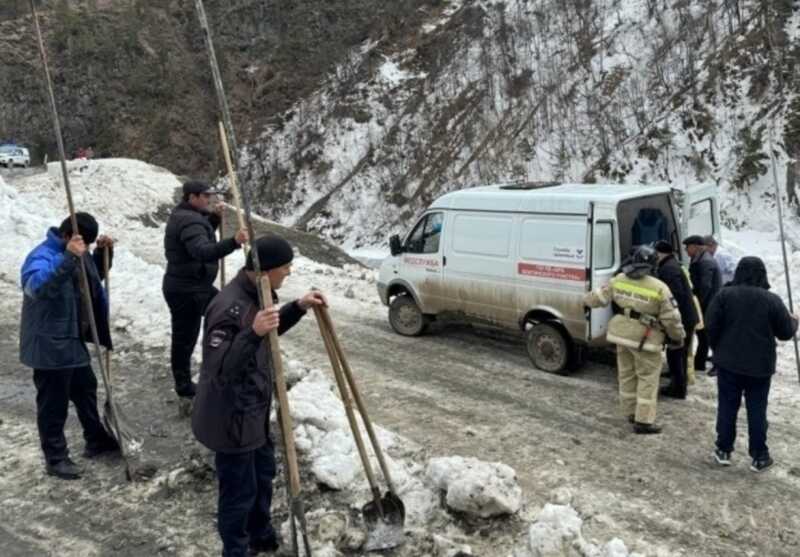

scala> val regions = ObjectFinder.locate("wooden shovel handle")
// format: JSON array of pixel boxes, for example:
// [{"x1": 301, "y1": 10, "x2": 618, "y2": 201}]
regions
[
  {"x1": 313, "y1": 306, "x2": 383, "y2": 502},
  {"x1": 318, "y1": 306, "x2": 398, "y2": 494},
  {"x1": 103, "y1": 246, "x2": 111, "y2": 379},
  {"x1": 218, "y1": 121, "x2": 246, "y2": 232},
  {"x1": 259, "y1": 275, "x2": 301, "y2": 496}
]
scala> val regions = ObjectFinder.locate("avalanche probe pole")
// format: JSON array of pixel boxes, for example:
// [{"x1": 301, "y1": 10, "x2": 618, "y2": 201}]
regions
[
  {"x1": 194, "y1": 1, "x2": 311, "y2": 554},
  {"x1": 770, "y1": 146, "x2": 800, "y2": 383},
  {"x1": 29, "y1": 0, "x2": 137, "y2": 475}
]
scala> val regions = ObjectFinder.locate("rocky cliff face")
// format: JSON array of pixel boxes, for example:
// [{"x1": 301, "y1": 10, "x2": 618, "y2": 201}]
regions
[{"x1": 2, "y1": 1, "x2": 799, "y2": 248}]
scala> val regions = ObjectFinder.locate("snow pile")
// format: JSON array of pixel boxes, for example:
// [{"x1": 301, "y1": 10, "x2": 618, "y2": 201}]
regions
[
  {"x1": 513, "y1": 504, "x2": 632, "y2": 557},
  {"x1": 286, "y1": 366, "x2": 442, "y2": 527},
  {"x1": 426, "y1": 456, "x2": 522, "y2": 517},
  {"x1": 1, "y1": 159, "x2": 180, "y2": 347}
]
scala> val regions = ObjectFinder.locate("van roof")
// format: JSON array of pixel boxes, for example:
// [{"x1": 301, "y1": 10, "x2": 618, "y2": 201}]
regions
[{"x1": 430, "y1": 182, "x2": 673, "y2": 214}]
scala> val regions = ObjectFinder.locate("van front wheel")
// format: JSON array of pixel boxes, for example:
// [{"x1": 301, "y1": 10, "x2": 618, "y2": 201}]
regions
[
  {"x1": 525, "y1": 322, "x2": 570, "y2": 374},
  {"x1": 389, "y1": 295, "x2": 429, "y2": 336}
]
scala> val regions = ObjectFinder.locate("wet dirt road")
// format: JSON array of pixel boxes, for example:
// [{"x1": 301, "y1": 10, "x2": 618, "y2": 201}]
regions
[
  {"x1": 280, "y1": 282, "x2": 800, "y2": 557},
  {"x1": 2, "y1": 266, "x2": 800, "y2": 556}
]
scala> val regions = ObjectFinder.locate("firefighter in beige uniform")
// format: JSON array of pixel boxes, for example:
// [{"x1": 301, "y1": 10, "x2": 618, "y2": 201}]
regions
[{"x1": 585, "y1": 246, "x2": 685, "y2": 434}]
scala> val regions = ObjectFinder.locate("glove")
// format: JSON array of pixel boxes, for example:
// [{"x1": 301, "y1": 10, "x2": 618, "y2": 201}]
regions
[{"x1": 667, "y1": 339, "x2": 684, "y2": 351}]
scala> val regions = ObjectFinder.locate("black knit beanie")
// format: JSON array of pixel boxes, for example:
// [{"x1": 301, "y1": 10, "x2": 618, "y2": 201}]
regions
[
  {"x1": 654, "y1": 240, "x2": 673, "y2": 254},
  {"x1": 245, "y1": 235, "x2": 294, "y2": 271},
  {"x1": 58, "y1": 212, "x2": 99, "y2": 244}
]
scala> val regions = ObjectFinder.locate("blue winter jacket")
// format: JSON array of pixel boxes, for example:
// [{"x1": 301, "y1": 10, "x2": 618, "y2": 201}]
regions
[{"x1": 19, "y1": 227, "x2": 112, "y2": 370}]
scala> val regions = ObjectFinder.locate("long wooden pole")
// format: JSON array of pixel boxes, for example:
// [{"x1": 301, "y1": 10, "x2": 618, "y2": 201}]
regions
[
  {"x1": 770, "y1": 147, "x2": 800, "y2": 382},
  {"x1": 195, "y1": 3, "x2": 310, "y2": 550},
  {"x1": 29, "y1": 1, "x2": 134, "y2": 469}
]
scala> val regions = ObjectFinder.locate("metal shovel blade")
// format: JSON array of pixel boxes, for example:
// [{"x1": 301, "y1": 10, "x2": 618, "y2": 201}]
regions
[
  {"x1": 103, "y1": 399, "x2": 142, "y2": 454},
  {"x1": 363, "y1": 491, "x2": 406, "y2": 551}
]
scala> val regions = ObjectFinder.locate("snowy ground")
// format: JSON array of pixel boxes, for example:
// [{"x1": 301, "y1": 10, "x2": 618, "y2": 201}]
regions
[
  {"x1": 0, "y1": 161, "x2": 648, "y2": 556},
  {"x1": 2, "y1": 161, "x2": 800, "y2": 556}
]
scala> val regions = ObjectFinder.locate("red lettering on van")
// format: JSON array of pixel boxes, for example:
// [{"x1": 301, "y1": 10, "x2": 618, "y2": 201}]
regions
[
  {"x1": 518, "y1": 262, "x2": 585, "y2": 281},
  {"x1": 404, "y1": 256, "x2": 440, "y2": 267}
]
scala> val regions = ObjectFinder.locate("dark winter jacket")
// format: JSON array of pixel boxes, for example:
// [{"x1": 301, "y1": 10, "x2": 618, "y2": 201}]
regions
[
  {"x1": 192, "y1": 269, "x2": 306, "y2": 454},
  {"x1": 657, "y1": 254, "x2": 698, "y2": 331},
  {"x1": 20, "y1": 227, "x2": 113, "y2": 370},
  {"x1": 706, "y1": 257, "x2": 797, "y2": 377},
  {"x1": 162, "y1": 202, "x2": 239, "y2": 293},
  {"x1": 689, "y1": 250, "x2": 722, "y2": 311}
]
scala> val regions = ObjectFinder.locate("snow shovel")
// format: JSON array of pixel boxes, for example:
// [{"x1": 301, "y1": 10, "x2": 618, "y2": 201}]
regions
[
  {"x1": 103, "y1": 246, "x2": 146, "y2": 474},
  {"x1": 313, "y1": 306, "x2": 405, "y2": 550}
]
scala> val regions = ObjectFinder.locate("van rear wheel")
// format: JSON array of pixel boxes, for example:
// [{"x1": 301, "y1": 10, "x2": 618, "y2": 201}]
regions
[
  {"x1": 525, "y1": 322, "x2": 570, "y2": 374},
  {"x1": 389, "y1": 295, "x2": 429, "y2": 336}
]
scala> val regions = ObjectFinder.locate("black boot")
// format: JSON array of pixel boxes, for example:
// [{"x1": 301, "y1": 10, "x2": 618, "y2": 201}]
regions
[
  {"x1": 175, "y1": 380, "x2": 196, "y2": 398},
  {"x1": 46, "y1": 457, "x2": 82, "y2": 480},
  {"x1": 249, "y1": 532, "x2": 280, "y2": 555},
  {"x1": 633, "y1": 422, "x2": 662, "y2": 434},
  {"x1": 659, "y1": 386, "x2": 686, "y2": 399},
  {"x1": 83, "y1": 434, "x2": 120, "y2": 458}
]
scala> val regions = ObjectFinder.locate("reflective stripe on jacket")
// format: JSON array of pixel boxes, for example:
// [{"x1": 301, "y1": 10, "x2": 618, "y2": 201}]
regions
[{"x1": 585, "y1": 273, "x2": 685, "y2": 352}]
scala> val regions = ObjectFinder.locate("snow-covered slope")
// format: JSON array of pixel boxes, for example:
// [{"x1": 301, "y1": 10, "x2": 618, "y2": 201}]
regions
[{"x1": 240, "y1": 0, "x2": 800, "y2": 250}]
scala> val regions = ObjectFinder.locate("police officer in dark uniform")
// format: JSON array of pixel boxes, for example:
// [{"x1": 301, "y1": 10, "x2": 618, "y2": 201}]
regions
[
  {"x1": 163, "y1": 181, "x2": 248, "y2": 399},
  {"x1": 192, "y1": 236, "x2": 326, "y2": 556}
]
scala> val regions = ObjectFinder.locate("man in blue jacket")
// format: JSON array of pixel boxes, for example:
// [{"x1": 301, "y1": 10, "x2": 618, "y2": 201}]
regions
[
  {"x1": 20, "y1": 212, "x2": 119, "y2": 480},
  {"x1": 706, "y1": 257, "x2": 798, "y2": 472}
]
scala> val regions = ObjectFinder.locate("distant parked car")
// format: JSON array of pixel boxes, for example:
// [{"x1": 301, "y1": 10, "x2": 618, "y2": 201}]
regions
[{"x1": 0, "y1": 146, "x2": 30, "y2": 168}]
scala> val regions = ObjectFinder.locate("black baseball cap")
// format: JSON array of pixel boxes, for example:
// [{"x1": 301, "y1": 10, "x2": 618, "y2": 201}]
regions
[
  {"x1": 682, "y1": 235, "x2": 705, "y2": 246},
  {"x1": 182, "y1": 180, "x2": 217, "y2": 196}
]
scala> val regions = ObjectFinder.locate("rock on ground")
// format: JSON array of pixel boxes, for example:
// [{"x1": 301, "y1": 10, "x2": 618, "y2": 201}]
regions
[{"x1": 426, "y1": 456, "x2": 523, "y2": 518}]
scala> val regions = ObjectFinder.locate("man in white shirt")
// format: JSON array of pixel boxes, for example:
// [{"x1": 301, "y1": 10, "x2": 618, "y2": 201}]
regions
[{"x1": 704, "y1": 235, "x2": 737, "y2": 286}]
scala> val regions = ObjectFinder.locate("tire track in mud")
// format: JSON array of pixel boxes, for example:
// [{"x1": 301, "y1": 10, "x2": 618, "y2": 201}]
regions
[{"x1": 281, "y1": 286, "x2": 800, "y2": 557}]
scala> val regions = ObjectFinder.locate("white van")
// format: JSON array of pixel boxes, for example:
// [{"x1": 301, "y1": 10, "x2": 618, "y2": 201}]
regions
[{"x1": 377, "y1": 181, "x2": 719, "y2": 373}]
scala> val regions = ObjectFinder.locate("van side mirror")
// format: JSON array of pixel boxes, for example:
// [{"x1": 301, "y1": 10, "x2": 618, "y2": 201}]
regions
[{"x1": 389, "y1": 234, "x2": 403, "y2": 256}]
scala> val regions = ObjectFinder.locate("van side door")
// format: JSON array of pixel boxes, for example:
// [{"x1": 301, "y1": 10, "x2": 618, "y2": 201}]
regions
[
  {"x1": 679, "y1": 183, "x2": 720, "y2": 258},
  {"x1": 400, "y1": 211, "x2": 445, "y2": 313},
  {"x1": 444, "y1": 212, "x2": 517, "y2": 325},
  {"x1": 586, "y1": 202, "x2": 618, "y2": 342}
]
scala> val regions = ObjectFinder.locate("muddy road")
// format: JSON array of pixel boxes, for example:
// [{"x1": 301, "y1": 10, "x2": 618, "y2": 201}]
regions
[
  {"x1": 280, "y1": 281, "x2": 800, "y2": 556},
  {"x1": 2, "y1": 270, "x2": 800, "y2": 555}
]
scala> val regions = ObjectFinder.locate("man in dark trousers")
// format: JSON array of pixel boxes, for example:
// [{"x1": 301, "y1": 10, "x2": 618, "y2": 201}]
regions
[
  {"x1": 706, "y1": 257, "x2": 798, "y2": 472},
  {"x1": 20, "y1": 212, "x2": 120, "y2": 480},
  {"x1": 655, "y1": 241, "x2": 698, "y2": 398},
  {"x1": 192, "y1": 236, "x2": 326, "y2": 557},
  {"x1": 683, "y1": 235, "x2": 721, "y2": 375},
  {"x1": 163, "y1": 180, "x2": 248, "y2": 400}
]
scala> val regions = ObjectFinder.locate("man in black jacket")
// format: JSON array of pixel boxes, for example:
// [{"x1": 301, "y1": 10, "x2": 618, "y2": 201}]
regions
[
  {"x1": 655, "y1": 241, "x2": 698, "y2": 398},
  {"x1": 706, "y1": 257, "x2": 798, "y2": 472},
  {"x1": 163, "y1": 181, "x2": 248, "y2": 399},
  {"x1": 683, "y1": 235, "x2": 721, "y2": 375},
  {"x1": 192, "y1": 235, "x2": 326, "y2": 557}
]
